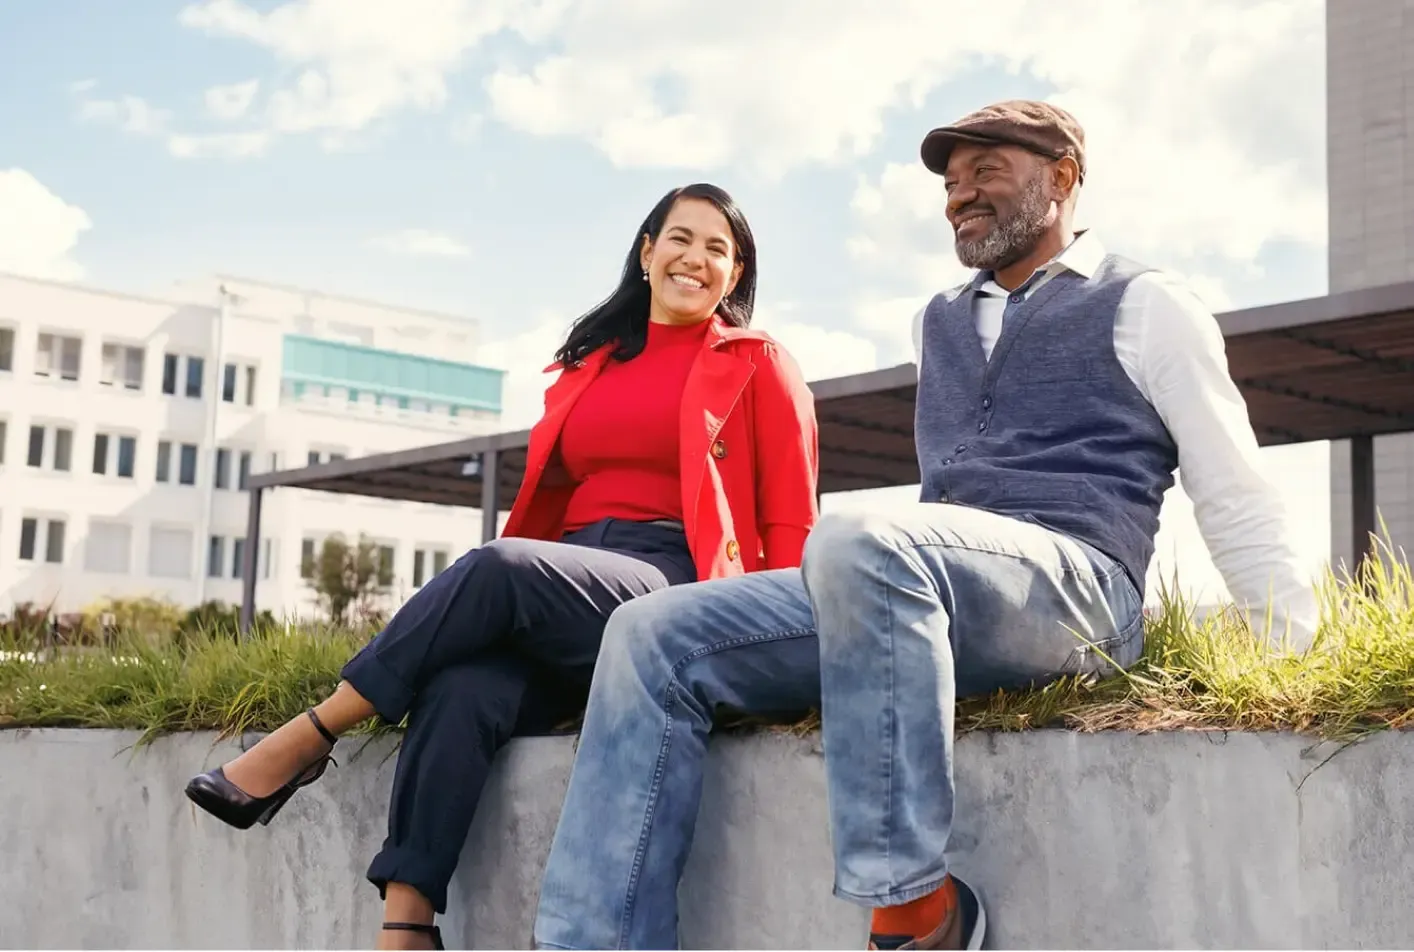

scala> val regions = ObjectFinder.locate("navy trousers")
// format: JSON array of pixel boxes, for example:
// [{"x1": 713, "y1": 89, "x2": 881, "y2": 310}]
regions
[{"x1": 340, "y1": 518, "x2": 696, "y2": 914}]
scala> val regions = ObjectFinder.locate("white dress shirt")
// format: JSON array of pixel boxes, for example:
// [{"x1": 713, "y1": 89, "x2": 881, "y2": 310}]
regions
[{"x1": 911, "y1": 231, "x2": 1320, "y2": 649}]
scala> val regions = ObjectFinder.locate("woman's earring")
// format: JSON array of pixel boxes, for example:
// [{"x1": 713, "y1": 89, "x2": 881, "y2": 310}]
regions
[{"x1": 642, "y1": 270, "x2": 648, "y2": 281}]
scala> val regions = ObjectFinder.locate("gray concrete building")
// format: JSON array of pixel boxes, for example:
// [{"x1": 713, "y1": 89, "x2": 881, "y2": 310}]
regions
[{"x1": 1326, "y1": 0, "x2": 1414, "y2": 573}]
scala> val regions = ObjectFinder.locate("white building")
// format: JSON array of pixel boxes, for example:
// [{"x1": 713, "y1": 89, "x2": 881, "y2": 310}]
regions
[{"x1": 0, "y1": 270, "x2": 506, "y2": 621}]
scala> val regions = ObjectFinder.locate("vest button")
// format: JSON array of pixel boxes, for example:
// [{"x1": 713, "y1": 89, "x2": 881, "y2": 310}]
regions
[
  {"x1": 977, "y1": 421, "x2": 988, "y2": 432},
  {"x1": 711, "y1": 440, "x2": 727, "y2": 460},
  {"x1": 940, "y1": 492, "x2": 950, "y2": 502},
  {"x1": 982, "y1": 396, "x2": 993, "y2": 409},
  {"x1": 943, "y1": 458, "x2": 953, "y2": 466},
  {"x1": 1009, "y1": 294, "x2": 1023, "y2": 304},
  {"x1": 956, "y1": 444, "x2": 967, "y2": 454},
  {"x1": 725, "y1": 540, "x2": 739, "y2": 561}
]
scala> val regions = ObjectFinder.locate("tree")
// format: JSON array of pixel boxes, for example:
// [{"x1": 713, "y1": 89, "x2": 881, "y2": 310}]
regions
[{"x1": 302, "y1": 533, "x2": 394, "y2": 625}]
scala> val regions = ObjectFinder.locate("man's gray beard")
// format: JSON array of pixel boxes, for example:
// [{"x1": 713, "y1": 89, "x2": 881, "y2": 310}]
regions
[{"x1": 954, "y1": 173, "x2": 1051, "y2": 271}]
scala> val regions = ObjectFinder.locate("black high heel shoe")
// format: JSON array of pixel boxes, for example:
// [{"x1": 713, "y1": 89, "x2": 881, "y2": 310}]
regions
[
  {"x1": 184, "y1": 708, "x2": 339, "y2": 830},
  {"x1": 382, "y1": 923, "x2": 444, "y2": 950}
]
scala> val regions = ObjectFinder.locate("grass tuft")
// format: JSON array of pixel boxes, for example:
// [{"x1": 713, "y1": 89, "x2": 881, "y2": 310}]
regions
[{"x1": 2, "y1": 540, "x2": 1411, "y2": 747}]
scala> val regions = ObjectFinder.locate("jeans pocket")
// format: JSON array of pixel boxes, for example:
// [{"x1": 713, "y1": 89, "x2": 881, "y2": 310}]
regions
[{"x1": 1060, "y1": 612, "x2": 1144, "y2": 680}]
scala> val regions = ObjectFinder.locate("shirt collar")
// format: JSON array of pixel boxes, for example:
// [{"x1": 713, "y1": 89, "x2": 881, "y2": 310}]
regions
[{"x1": 971, "y1": 229, "x2": 1103, "y2": 294}]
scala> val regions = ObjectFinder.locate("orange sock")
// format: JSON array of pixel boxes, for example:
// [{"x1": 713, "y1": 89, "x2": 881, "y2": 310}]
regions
[{"x1": 870, "y1": 876, "x2": 958, "y2": 941}]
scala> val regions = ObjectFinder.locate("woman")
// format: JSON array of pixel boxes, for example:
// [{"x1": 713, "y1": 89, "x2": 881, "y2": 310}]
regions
[{"x1": 184, "y1": 183, "x2": 820, "y2": 950}]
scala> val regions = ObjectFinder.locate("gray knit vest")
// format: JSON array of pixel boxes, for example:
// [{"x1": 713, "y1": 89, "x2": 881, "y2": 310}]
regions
[{"x1": 915, "y1": 254, "x2": 1179, "y2": 593}]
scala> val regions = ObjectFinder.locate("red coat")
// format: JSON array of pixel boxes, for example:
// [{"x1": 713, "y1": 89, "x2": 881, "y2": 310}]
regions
[{"x1": 501, "y1": 318, "x2": 820, "y2": 580}]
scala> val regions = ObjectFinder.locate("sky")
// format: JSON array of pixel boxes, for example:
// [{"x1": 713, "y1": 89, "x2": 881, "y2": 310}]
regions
[{"x1": 0, "y1": 0, "x2": 1334, "y2": 604}]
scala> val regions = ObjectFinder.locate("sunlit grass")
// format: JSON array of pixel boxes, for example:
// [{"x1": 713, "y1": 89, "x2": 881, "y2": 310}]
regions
[{"x1": 2, "y1": 539, "x2": 1411, "y2": 747}]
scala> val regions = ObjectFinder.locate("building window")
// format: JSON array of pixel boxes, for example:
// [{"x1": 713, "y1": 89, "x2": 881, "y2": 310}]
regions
[
  {"x1": 0, "y1": 418, "x2": 7, "y2": 466},
  {"x1": 18, "y1": 518, "x2": 37, "y2": 560},
  {"x1": 222, "y1": 363, "x2": 237, "y2": 403},
  {"x1": 208, "y1": 535, "x2": 225, "y2": 579},
  {"x1": 35, "y1": 333, "x2": 81, "y2": 381},
  {"x1": 45, "y1": 520, "x2": 66, "y2": 563},
  {"x1": 84, "y1": 521, "x2": 132, "y2": 574},
  {"x1": 261, "y1": 538, "x2": 276, "y2": 580},
  {"x1": 214, "y1": 448, "x2": 231, "y2": 490},
  {"x1": 377, "y1": 545, "x2": 395, "y2": 584},
  {"x1": 162, "y1": 354, "x2": 179, "y2": 395},
  {"x1": 27, "y1": 426, "x2": 43, "y2": 467},
  {"x1": 162, "y1": 353, "x2": 206, "y2": 399},
  {"x1": 100, "y1": 343, "x2": 145, "y2": 390},
  {"x1": 152, "y1": 439, "x2": 200, "y2": 485},
  {"x1": 27, "y1": 425, "x2": 73, "y2": 471},
  {"x1": 19, "y1": 517, "x2": 65, "y2": 563},
  {"x1": 148, "y1": 526, "x2": 193, "y2": 579},
  {"x1": 53, "y1": 427, "x2": 72, "y2": 471},
  {"x1": 117, "y1": 436, "x2": 136, "y2": 479},
  {"x1": 178, "y1": 443, "x2": 197, "y2": 486},
  {"x1": 301, "y1": 537, "x2": 317, "y2": 578},
  {"x1": 231, "y1": 537, "x2": 246, "y2": 579},
  {"x1": 0, "y1": 327, "x2": 13, "y2": 372},
  {"x1": 237, "y1": 451, "x2": 252, "y2": 490},
  {"x1": 245, "y1": 365, "x2": 257, "y2": 406},
  {"x1": 185, "y1": 355, "x2": 204, "y2": 398},
  {"x1": 92, "y1": 433, "x2": 109, "y2": 474},
  {"x1": 413, "y1": 548, "x2": 451, "y2": 588},
  {"x1": 307, "y1": 450, "x2": 321, "y2": 466},
  {"x1": 155, "y1": 440, "x2": 172, "y2": 483}
]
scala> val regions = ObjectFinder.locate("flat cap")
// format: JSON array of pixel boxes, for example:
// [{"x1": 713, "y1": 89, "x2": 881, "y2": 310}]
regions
[{"x1": 920, "y1": 99, "x2": 1086, "y2": 181}]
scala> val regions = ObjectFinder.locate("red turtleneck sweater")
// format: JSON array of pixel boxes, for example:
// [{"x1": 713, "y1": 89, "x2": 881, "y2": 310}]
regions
[{"x1": 559, "y1": 319, "x2": 710, "y2": 531}]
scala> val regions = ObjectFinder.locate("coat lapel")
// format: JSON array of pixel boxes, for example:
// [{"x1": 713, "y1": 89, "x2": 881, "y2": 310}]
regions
[
  {"x1": 679, "y1": 321, "x2": 756, "y2": 543},
  {"x1": 526, "y1": 348, "x2": 612, "y2": 479}
]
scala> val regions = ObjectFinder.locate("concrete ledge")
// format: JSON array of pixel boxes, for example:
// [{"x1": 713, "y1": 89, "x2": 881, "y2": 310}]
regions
[{"x1": 3, "y1": 727, "x2": 1413, "y2": 949}]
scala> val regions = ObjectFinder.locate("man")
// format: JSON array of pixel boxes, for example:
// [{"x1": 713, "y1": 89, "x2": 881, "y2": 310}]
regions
[{"x1": 531, "y1": 100, "x2": 1319, "y2": 951}]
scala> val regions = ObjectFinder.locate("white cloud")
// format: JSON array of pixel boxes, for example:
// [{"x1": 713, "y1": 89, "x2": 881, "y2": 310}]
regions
[
  {"x1": 476, "y1": 312, "x2": 567, "y2": 428},
  {"x1": 846, "y1": 0, "x2": 1325, "y2": 308},
  {"x1": 77, "y1": 94, "x2": 171, "y2": 135},
  {"x1": 0, "y1": 170, "x2": 92, "y2": 281},
  {"x1": 367, "y1": 229, "x2": 473, "y2": 258},
  {"x1": 853, "y1": 293, "x2": 937, "y2": 366},
  {"x1": 205, "y1": 79, "x2": 261, "y2": 120},
  {"x1": 450, "y1": 112, "x2": 484, "y2": 142},
  {"x1": 752, "y1": 303, "x2": 882, "y2": 382},
  {"x1": 167, "y1": 131, "x2": 272, "y2": 159},
  {"x1": 177, "y1": 0, "x2": 523, "y2": 137}
]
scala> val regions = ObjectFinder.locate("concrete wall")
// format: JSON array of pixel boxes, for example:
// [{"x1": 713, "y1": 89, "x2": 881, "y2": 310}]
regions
[{"x1": 3, "y1": 727, "x2": 1413, "y2": 949}]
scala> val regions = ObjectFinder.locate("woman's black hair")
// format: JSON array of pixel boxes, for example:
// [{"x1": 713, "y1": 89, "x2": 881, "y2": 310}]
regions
[{"x1": 553, "y1": 182, "x2": 758, "y2": 367}]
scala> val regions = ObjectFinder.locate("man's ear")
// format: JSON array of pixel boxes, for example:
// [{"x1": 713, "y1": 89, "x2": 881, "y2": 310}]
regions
[{"x1": 1051, "y1": 155, "x2": 1081, "y2": 202}]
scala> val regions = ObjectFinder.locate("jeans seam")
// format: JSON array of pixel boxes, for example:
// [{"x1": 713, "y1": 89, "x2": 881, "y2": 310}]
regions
[
  {"x1": 860, "y1": 538, "x2": 958, "y2": 897},
  {"x1": 617, "y1": 625, "x2": 817, "y2": 948},
  {"x1": 878, "y1": 542, "x2": 899, "y2": 890}
]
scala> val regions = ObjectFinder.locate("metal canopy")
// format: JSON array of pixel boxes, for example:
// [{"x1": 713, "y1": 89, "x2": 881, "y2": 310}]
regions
[{"x1": 1219, "y1": 280, "x2": 1414, "y2": 446}]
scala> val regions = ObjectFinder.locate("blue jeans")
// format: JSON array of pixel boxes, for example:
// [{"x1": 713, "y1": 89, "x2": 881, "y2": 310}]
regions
[{"x1": 533, "y1": 504, "x2": 1146, "y2": 949}]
